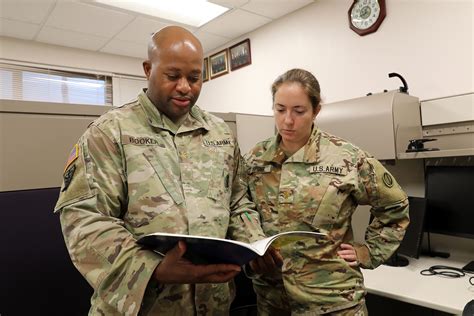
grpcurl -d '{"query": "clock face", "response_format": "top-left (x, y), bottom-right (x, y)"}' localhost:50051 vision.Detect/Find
top-left (351, 0), bottom-right (381, 30)
top-left (348, 0), bottom-right (386, 36)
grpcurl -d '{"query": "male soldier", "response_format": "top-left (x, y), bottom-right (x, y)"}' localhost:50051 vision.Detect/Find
top-left (55, 26), bottom-right (265, 315)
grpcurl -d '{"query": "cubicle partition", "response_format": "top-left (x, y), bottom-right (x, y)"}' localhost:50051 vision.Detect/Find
top-left (0, 100), bottom-right (107, 315)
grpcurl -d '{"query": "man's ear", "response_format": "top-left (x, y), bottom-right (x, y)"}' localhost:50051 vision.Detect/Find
top-left (143, 60), bottom-right (151, 79)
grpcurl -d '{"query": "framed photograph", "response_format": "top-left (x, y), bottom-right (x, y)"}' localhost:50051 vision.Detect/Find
top-left (209, 49), bottom-right (229, 79)
top-left (202, 57), bottom-right (209, 82)
top-left (229, 38), bottom-right (251, 71)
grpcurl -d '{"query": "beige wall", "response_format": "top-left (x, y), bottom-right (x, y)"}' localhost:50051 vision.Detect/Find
top-left (1, 2), bottom-right (472, 116)
top-left (199, 0), bottom-right (473, 115)
top-left (0, 36), bottom-right (144, 77)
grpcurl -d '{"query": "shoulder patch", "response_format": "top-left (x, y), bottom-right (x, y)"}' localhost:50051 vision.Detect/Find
top-left (62, 165), bottom-right (76, 192)
top-left (382, 172), bottom-right (394, 188)
top-left (64, 144), bottom-right (79, 172)
top-left (368, 158), bottom-right (407, 204)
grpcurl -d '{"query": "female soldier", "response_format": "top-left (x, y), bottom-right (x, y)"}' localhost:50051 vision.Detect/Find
top-left (245, 68), bottom-right (409, 315)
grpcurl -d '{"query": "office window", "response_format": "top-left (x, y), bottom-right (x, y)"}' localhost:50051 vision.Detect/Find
top-left (0, 63), bottom-right (112, 106)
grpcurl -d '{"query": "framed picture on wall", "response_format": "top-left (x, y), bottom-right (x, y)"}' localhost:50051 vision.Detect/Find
top-left (209, 49), bottom-right (229, 79)
top-left (229, 39), bottom-right (251, 71)
top-left (202, 57), bottom-right (209, 82)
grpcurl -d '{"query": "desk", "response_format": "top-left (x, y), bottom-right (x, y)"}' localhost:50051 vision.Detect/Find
top-left (362, 254), bottom-right (474, 315)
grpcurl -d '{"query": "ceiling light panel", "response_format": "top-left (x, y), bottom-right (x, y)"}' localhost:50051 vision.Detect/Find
top-left (92, 0), bottom-right (230, 27)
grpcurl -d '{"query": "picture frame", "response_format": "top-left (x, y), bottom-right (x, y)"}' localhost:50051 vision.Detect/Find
top-left (229, 38), bottom-right (251, 71)
top-left (209, 49), bottom-right (229, 79)
top-left (202, 57), bottom-right (209, 82)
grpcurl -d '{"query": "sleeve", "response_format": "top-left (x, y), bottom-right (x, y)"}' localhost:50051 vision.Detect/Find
top-left (54, 125), bottom-right (162, 315)
top-left (351, 156), bottom-right (410, 269)
top-left (226, 143), bottom-right (266, 244)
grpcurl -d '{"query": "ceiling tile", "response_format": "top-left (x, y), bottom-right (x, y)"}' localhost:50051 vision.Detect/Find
top-left (0, 18), bottom-right (40, 40)
top-left (242, 0), bottom-right (313, 19)
top-left (45, 1), bottom-right (134, 38)
top-left (0, 0), bottom-right (314, 59)
top-left (114, 16), bottom-right (170, 44)
top-left (194, 30), bottom-right (230, 54)
top-left (207, 0), bottom-right (249, 9)
top-left (0, 0), bottom-right (55, 24)
top-left (36, 26), bottom-right (109, 51)
top-left (100, 38), bottom-right (146, 59)
top-left (200, 9), bottom-right (271, 39)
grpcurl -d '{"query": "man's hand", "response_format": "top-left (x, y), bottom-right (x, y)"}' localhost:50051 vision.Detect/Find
top-left (337, 243), bottom-right (359, 267)
top-left (154, 241), bottom-right (241, 284)
top-left (249, 246), bottom-right (284, 275)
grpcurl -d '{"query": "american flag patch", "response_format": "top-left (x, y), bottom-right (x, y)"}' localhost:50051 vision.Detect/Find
top-left (64, 144), bottom-right (79, 172)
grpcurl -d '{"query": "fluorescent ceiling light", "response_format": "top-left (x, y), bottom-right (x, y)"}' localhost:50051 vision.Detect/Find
top-left (93, 0), bottom-right (229, 27)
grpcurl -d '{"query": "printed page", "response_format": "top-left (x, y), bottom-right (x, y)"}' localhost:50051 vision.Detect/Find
top-left (250, 231), bottom-right (326, 256)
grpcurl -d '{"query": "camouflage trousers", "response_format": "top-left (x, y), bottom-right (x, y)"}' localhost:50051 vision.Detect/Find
top-left (256, 299), bottom-right (368, 316)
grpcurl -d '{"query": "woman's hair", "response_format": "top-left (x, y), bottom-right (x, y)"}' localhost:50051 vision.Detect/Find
top-left (271, 68), bottom-right (321, 110)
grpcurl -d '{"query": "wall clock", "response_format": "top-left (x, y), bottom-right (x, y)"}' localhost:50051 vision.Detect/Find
top-left (348, 0), bottom-right (386, 36)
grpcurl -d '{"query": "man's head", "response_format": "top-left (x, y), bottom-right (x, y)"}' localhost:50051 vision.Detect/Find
top-left (143, 26), bottom-right (203, 122)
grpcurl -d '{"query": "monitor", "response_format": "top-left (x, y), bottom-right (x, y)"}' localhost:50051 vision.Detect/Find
top-left (425, 166), bottom-right (474, 239)
top-left (382, 196), bottom-right (427, 267)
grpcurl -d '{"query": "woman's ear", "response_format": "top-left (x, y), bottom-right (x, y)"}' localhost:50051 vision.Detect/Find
top-left (313, 104), bottom-right (321, 119)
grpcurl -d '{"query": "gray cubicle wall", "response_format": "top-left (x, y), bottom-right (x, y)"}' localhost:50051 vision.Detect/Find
top-left (0, 99), bottom-right (110, 191)
top-left (212, 112), bottom-right (275, 154)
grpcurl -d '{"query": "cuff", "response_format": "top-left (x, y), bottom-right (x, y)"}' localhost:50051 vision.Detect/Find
top-left (353, 243), bottom-right (373, 269)
top-left (242, 263), bottom-right (260, 279)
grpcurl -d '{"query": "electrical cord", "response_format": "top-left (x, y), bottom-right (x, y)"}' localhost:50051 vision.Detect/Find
top-left (420, 265), bottom-right (466, 278)
top-left (421, 265), bottom-right (474, 291)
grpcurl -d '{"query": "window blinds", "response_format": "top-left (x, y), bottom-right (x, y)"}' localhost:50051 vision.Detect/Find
top-left (0, 63), bottom-right (112, 106)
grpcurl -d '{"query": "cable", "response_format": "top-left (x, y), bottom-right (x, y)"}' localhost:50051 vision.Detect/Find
top-left (420, 265), bottom-right (465, 278)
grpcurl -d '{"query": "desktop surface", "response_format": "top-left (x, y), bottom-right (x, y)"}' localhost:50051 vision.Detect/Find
top-left (362, 253), bottom-right (474, 315)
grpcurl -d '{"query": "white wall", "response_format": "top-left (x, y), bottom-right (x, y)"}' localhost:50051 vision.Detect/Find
top-left (1, 1), bottom-right (472, 115)
top-left (0, 36), bottom-right (144, 77)
top-left (112, 77), bottom-right (147, 106)
top-left (198, 0), bottom-right (473, 115)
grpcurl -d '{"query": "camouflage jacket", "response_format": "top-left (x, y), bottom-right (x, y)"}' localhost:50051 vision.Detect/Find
top-left (245, 126), bottom-right (409, 315)
top-left (54, 90), bottom-right (264, 316)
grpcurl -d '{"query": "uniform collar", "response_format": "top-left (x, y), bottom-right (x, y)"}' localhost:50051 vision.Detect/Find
top-left (138, 89), bottom-right (211, 134)
top-left (259, 124), bottom-right (320, 164)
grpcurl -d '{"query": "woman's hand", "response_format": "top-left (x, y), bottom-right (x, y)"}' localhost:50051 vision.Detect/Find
top-left (337, 243), bottom-right (359, 267)
top-left (249, 246), bottom-right (284, 276)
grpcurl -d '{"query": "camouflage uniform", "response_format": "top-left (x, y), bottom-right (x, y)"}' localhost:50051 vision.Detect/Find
top-left (54, 90), bottom-right (264, 316)
top-left (245, 126), bottom-right (409, 315)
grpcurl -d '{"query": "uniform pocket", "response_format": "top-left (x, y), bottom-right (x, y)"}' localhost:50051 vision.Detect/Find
top-left (206, 151), bottom-right (229, 202)
top-left (142, 148), bottom-right (184, 206)
top-left (303, 175), bottom-right (348, 231)
top-left (124, 147), bottom-right (184, 231)
top-left (204, 151), bottom-right (235, 214)
top-left (247, 164), bottom-right (276, 222)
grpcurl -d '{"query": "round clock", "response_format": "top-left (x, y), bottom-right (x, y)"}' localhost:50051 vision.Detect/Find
top-left (348, 0), bottom-right (386, 36)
